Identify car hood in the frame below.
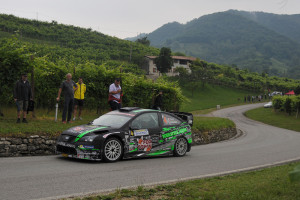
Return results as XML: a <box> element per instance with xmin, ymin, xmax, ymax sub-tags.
<box><xmin>61</xmin><ymin>124</ymin><xmax>112</xmax><ymax>137</ymax></box>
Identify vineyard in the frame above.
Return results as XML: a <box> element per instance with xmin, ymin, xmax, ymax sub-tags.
<box><xmin>0</xmin><ymin>13</ymin><xmax>299</xmax><ymax>114</ymax></box>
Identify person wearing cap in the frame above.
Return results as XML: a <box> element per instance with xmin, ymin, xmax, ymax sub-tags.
<box><xmin>13</xmin><ymin>73</ymin><xmax>33</xmax><ymax>123</ymax></box>
<box><xmin>108</xmin><ymin>78</ymin><xmax>122</xmax><ymax>110</ymax></box>
<box><xmin>73</xmin><ymin>77</ymin><xmax>86</xmax><ymax>121</ymax></box>
<box><xmin>56</xmin><ymin>73</ymin><xmax>78</xmax><ymax>123</ymax></box>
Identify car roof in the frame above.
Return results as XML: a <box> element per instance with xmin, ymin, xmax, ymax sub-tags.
<box><xmin>108</xmin><ymin>107</ymin><xmax>159</xmax><ymax>117</ymax></box>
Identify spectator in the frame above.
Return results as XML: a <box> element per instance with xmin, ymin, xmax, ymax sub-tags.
<box><xmin>153</xmin><ymin>90</ymin><xmax>163</xmax><ymax>110</ymax></box>
<box><xmin>73</xmin><ymin>77</ymin><xmax>86</xmax><ymax>121</ymax></box>
<box><xmin>13</xmin><ymin>73</ymin><xmax>32</xmax><ymax>123</ymax></box>
<box><xmin>56</xmin><ymin>73</ymin><xmax>78</xmax><ymax>124</ymax></box>
<box><xmin>108</xmin><ymin>78</ymin><xmax>122</xmax><ymax>110</ymax></box>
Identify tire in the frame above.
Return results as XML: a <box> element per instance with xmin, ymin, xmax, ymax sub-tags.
<box><xmin>103</xmin><ymin>137</ymin><xmax>123</xmax><ymax>162</ymax></box>
<box><xmin>174</xmin><ymin>137</ymin><xmax>188</xmax><ymax>157</ymax></box>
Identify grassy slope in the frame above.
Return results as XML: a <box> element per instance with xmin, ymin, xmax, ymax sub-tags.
<box><xmin>0</xmin><ymin>107</ymin><xmax>99</xmax><ymax>137</ymax></box>
<box><xmin>79</xmin><ymin>161</ymin><xmax>300</xmax><ymax>200</ymax></box>
<box><xmin>245</xmin><ymin>107</ymin><xmax>300</xmax><ymax>132</ymax></box>
<box><xmin>180</xmin><ymin>83</ymin><xmax>265</xmax><ymax>112</ymax></box>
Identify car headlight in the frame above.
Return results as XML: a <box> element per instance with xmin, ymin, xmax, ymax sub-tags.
<box><xmin>80</xmin><ymin>135</ymin><xmax>98</xmax><ymax>142</ymax></box>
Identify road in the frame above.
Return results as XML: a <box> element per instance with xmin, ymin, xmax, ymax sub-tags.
<box><xmin>1</xmin><ymin>103</ymin><xmax>300</xmax><ymax>200</ymax></box>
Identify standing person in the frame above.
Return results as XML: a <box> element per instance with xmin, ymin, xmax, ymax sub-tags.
<box><xmin>13</xmin><ymin>73</ymin><xmax>32</xmax><ymax>123</ymax></box>
<box><xmin>56</xmin><ymin>73</ymin><xmax>78</xmax><ymax>124</ymax></box>
<box><xmin>73</xmin><ymin>77</ymin><xmax>86</xmax><ymax>121</ymax></box>
<box><xmin>153</xmin><ymin>90</ymin><xmax>163</xmax><ymax>110</ymax></box>
<box><xmin>108</xmin><ymin>78</ymin><xmax>122</xmax><ymax>110</ymax></box>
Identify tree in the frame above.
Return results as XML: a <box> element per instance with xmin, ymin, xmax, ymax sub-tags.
<box><xmin>154</xmin><ymin>47</ymin><xmax>173</xmax><ymax>74</ymax></box>
<box><xmin>135</xmin><ymin>37</ymin><xmax>150</xmax><ymax>46</ymax></box>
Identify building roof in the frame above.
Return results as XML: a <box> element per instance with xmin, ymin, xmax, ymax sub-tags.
<box><xmin>145</xmin><ymin>55</ymin><xmax>197</xmax><ymax>61</ymax></box>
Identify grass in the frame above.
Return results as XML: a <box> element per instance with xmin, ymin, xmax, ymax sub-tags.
<box><xmin>192</xmin><ymin>116</ymin><xmax>235</xmax><ymax>131</ymax></box>
<box><xmin>180</xmin><ymin>83</ymin><xmax>268</xmax><ymax>112</ymax></box>
<box><xmin>0</xmin><ymin>107</ymin><xmax>100</xmax><ymax>137</ymax></box>
<box><xmin>245</xmin><ymin>107</ymin><xmax>300</xmax><ymax>132</ymax></box>
<box><xmin>0</xmin><ymin>107</ymin><xmax>235</xmax><ymax>136</ymax></box>
<box><xmin>74</xmin><ymin>161</ymin><xmax>300</xmax><ymax>200</ymax></box>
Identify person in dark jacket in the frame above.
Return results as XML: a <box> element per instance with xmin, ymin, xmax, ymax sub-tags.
<box><xmin>153</xmin><ymin>90</ymin><xmax>163</xmax><ymax>110</ymax></box>
<box><xmin>13</xmin><ymin>73</ymin><xmax>32</xmax><ymax>123</ymax></box>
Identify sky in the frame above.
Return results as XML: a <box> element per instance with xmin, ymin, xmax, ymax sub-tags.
<box><xmin>0</xmin><ymin>0</ymin><xmax>299</xmax><ymax>39</ymax></box>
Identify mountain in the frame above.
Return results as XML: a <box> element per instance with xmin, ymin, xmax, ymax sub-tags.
<box><xmin>234</xmin><ymin>10</ymin><xmax>300</xmax><ymax>44</ymax></box>
<box><xmin>140</xmin><ymin>10</ymin><xmax>300</xmax><ymax>78</ymax></box>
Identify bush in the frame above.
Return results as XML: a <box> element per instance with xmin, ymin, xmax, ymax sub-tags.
<box><xmin>272</xmin><ymin>95</ymin><xmax>300</xmax><ymax>116</ymax></box>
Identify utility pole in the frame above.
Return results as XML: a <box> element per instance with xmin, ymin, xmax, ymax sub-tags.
<box><xmin>129</xmin><ymin>43</ymin><xmax>132</xmax><ymax>62</ymax></box>
<box><xmin>30</xmin><ymin>55</ymin><xmax>36</xmax><ymax>118</ymax></box>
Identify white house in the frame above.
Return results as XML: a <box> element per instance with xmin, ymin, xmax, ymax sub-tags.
<box><xmin>143</xmin><ymin>55</ymin><xmax>197</xmax><ymax>76</ymax></box>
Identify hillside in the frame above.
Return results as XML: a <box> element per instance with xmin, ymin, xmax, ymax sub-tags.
<box><xmin>0</xmin><ymin>14</ymin><xmax>159</xmax><ymax>68</ymax></box>
<box><xmin>131</xmin><ymin>10</ymin><xmax>300</xmax><ymax>79</ymax></box>
<box><xmin>234</xmin><ymin>10</ymin><xmax>300</xmax><ymax>44</ymax></box>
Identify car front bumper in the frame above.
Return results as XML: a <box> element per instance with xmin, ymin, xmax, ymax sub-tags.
<box><xmin>56</xmin><ymin>141</ymin><xmax>102</xmax><ymax>161</ymax></box>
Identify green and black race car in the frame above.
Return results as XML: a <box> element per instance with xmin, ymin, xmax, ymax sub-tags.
<box><xmin>56</xmin><ymin>107</ymin><xmax>193</xmax><ymax>162</ymax></box>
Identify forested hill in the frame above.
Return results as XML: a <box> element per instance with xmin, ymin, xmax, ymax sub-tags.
<box><xmin>0</xmin><ymin>14</ymin><xmax>159</xmax><ymax>68</ymax></box>
<box><xmin>128</xmin><ymin>10</ymin><xmax>300</xmax><ymax>79</ymax></box>
<box><xmin>234</xmin><ymin>10</ymin><xmax>300</xmax><ymax>44</ymax></box>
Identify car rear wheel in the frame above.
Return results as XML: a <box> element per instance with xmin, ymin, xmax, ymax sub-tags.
<box><xmin>174</xmin><ymin>137</ymin><xmax>188</xmax><ymax>157</ymax></box>
<box><xmin>103</xmin><ymin>137</ymin><xmax>123</xmax><ymax>162</ymax></box>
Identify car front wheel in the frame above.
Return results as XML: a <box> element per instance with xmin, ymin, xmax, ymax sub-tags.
<box><xmin>103</xmin><ymin>137</ymin><xmax>123</xmax><ymax>162</ymax></box>
<box><xmin>174</xmin><ymin>137</ymin><xmax>188</xmax><ymax>157</ymax></box>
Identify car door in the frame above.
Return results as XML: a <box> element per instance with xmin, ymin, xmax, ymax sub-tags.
<box><xmin>160</xmin><ymin>113</ymin><xmax>182</xmax><ymax>142</ymax></box>
<box><xmin>128</xmin><ymin>112</ymin><xmax>161</xmax><ymax>154</ymax></box>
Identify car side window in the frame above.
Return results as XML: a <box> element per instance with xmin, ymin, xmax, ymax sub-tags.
<box><xmin>162</xmin><ymin>113</ymin><xmax>181</xmax><ymax>126</ymax></box>
<box><xmin>131</xmin><ymin>113</ymin><xmax>159</xmax><ymax>129</ymax></box>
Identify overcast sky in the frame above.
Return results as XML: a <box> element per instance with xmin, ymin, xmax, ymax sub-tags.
<box><xmin>0</xmin><ymin>0</ymin><xmax>299</xmax><ymax>39</ymax></box>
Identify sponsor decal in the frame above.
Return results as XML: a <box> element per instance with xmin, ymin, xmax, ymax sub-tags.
<box><xmin>134</xmin><ymin>129</ymin><xmax>149</xmax><ymax>136</ymax></box>
<box><xmin>162</xmin><ymin>127</ymin><xmax>176</xmax><ymax>132</ymax></box>
<box><xmin>137</xmin><ymin>137</ymin><xmax>152</xmax><ymax>151</ymax></box>
<box><xmin>151</xmin><ymin>135</ymin><xmax>159</xmax><ymax>143</ymax></box>
<box><xmin>73</xmin><ymin>126</ymin><xmax>85</xmax><ymax>132</ymax></box>
<box><xmin>79</xmin><ymin>145</ymin><xmax>94</xmax><ymax>149</ymax></box>
<box><xmin>162</xmin><ymin>128</ymin><xmax>188</xmax><ymax>139</ymax></box>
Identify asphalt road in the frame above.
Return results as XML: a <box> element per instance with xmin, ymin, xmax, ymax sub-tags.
<box><xmin>1</xmin><ymin>103</ymin><xmax>300</xmax><ymax>200</ymax></box>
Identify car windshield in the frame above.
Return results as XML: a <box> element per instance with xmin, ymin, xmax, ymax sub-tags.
<box><xmin>90</xmin><ymin>114</ymin><xmax>132</xmax><ymax>128</ymax></box>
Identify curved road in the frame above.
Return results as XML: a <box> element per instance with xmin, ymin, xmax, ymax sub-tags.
<box><xmin>1</xmin><ymin>103</ymin><xmax>300</xmax><ymax>200</ymax></box>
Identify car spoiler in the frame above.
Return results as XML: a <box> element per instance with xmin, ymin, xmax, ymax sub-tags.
<box><xmin>170</xmin><ymin>112</ymin><xmax>193</xmax><ymax>127</ymax></box>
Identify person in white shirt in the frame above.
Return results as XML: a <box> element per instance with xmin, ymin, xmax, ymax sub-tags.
<box><xmin>108</xmin><ymin>78</ymin><xmax>122</xmax><ymax>110</ymax></box>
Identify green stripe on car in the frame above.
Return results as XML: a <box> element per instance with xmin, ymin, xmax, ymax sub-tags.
<box><xmin>74</xmin><ymin>127</ymin><xmax>107</xmax><ymax>142</ymax></box>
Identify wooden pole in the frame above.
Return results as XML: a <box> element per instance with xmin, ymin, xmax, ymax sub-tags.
<box><xmin>30</xmin><ymin>55</ymin><xmax>36</xmax><ymax>118</ymax></box>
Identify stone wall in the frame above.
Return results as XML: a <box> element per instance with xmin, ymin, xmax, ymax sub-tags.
<box><xmin>192</xmin><ymin>127</ymin><xmax>238</xmax><ymax>145</ymax></box>
<box><xmin>0</xmin><ymin>135</ymin><xmax>56</xmax><ymax>157</ymax></box>
<box><xmin>0</xmin><ymin>128</ymin><xmax>238</xmax><ymax>157</ymax></box>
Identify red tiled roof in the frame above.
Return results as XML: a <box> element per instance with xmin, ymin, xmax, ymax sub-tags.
<box><xmin>145</xmin><ymin>55</ymin><xmax>196</xmax><ymax>61</ymax></box>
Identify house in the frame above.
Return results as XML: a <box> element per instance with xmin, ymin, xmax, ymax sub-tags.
<box><xmin>143</xmin><ymin>55</ymin><xmax>197</xmax><ymax>76</ymax></box>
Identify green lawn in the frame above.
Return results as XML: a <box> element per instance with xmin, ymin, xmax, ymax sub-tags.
<box><xmin>245</xmin><ymin>107</ymin><xmax>300</xmax><ymax>132</ymax></box>
<box><xmin>180</xmin><ymin>83</ymin><xmax>267</xmax><ymax>112</ymax></box>
<box><xmin>76</xmin><ymin>161</ymin><xmax>300</xmax><ymax>200</ymax></box>
<box><xmin>192</xmin><ymin>116</ymin><xmax>235</xmax><ymax>131</ymax></box>
<box><xmin>0</xmin><ymin>107</ymin><xmax>100</xmax><ymax>137</ymax></box>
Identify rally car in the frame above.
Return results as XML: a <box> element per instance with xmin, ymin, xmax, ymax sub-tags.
<box><xmin>56</xmin><ymin>107</ymin><xmax>193</xmax><ymax>162</ymax></box>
